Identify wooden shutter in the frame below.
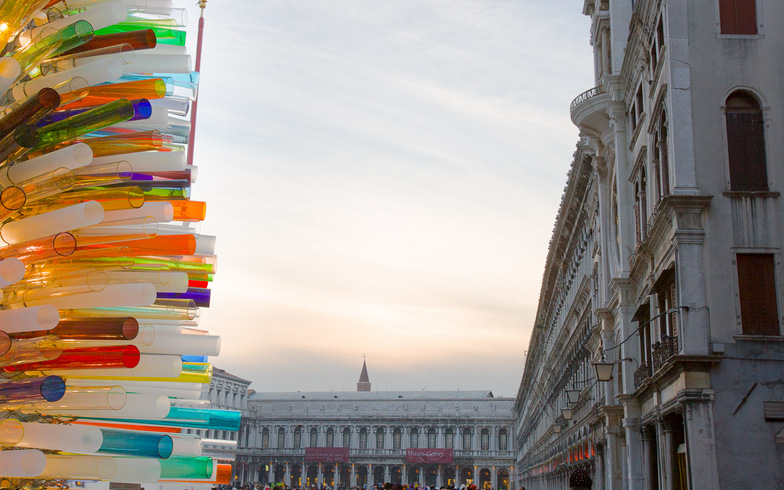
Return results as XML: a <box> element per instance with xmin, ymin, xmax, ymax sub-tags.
<box><xmin>726</xmin><ymin>110</ymin><xmax>767</xmax><ymax>191</ymax></box>
<box><xmin>720</xmin><ymin>0</ymin><xmax>757</xmax><ymax>35</ymax></box>
<box><xmin>737</xmin><ymin>254</ymin><xmax>780</xmax><ymax>335</ymax></box>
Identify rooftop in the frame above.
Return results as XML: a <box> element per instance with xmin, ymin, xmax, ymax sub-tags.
<box><xmin>249</xmin><ymin>390</ymin><xmax>510</xmax><ymax>401</ymax></box>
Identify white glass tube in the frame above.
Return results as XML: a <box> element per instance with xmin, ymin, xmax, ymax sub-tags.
<box><xmin>68</xmin><ymin>393</ymin><xmax>170</xmax><ymax>419</ymax></box>
<box><xmin>48</xmin><ymin>352</ymin><xmax>181</xmax><ymax>378</ymax></box>
<box><xmin>187</xmin><ymin>164</ymin><xmax>198</xmax><ymax>182</ymax></box>
<box><xmin>17</xmin><ymin>422</ymin><xmax>103</xmax><ymax>453</ymax></box>
<box><xmin>113</xmin><ymin>457</ymin><xmax>162</xmax><ymax>484</ymax></box>
<box><xmin>0</xmin><ymin>57</ymin><xmax>21</xmax><ymax>100</ymax></box>
<box><xmin>142</xmin><ymin>332</ymin><xmax>220</xmax><ymax>356</ymax></box>
<box><xmin>102</xmin><ymin>201</ymin><xmax>174</xmax><ymax>223</ymax></box>
<box><xmin>118</xmin><ymin>53</ymin><xmax>191</xmax><ymax>74</ymax></box>
<box><xmin>0</xmin><ymin>200</ymin><xmax>104</xmax><ymax>244</ymax></box>
<box><xmin>92</xmin><ymin>150</ymin><xmax>185</xmax><ymax>173</ymax></box>
<box><xmin>0</xmin><ymin>258</ymin><xmax>25</xmax><ymax>287</ymax></box>
<box><xmin>39</xmin><ymin>454</ymin><xmax>116</xmax><ymax>480</ymax></box>
<box><xmin>194</xmin><ymin>235</ymin><xmax>215</xmax><ymax>255</ymax></box>
<box><xmin>0</xmin><ymin>305</ymin><xmax>59</xmax><ymax>333</ymax></box>
<box><xmin>0</xmin><ymin>449</ymin><xmax>46</xmax><ymax>477</ymax></box>
<box><xmin>11</xmin><ymin>58</ymin><xmax>123</xmax><ymax>101</ymax></box>
<box><xmin>1</xmin><ymin>143</ymin><xmax>93</xmax><ymax>186</ymax></box>
<box><xmin>171</xmin><ymin>434</ymin><xmax>202</xmax><ymax>457</ymax></box>
<box><xmin>22</xmin><ymin>282</ymin><xmax>156</xmax><ymax>308</ymax></box>
<box><xmin>22</xmin><ymin>385</ymin><xmax>127</xmax><ymax>413</ymax></box>
<box><xmin>20</xmin><ymin>0</ymin><xmax>128</xmax><ymax>45</ymax></box>
<box><xmin>105</xmin><ymin>270</ymin><xmax>188</xmax><ymax>293</ymax></box>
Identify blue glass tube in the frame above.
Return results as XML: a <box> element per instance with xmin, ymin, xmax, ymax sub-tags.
<box><xmin>0</xmin><ymin>375</ymin><xmax>66</xmax><ymax>404</ymax></box>
<box><xmin>82</xmin><ymin>408</ymin><xmax>241</xmax><ymax>431</ymax></box>
<box><xmin>98</xmin><ymin>428</ymin><xmax>173</xmax><ymax>458</ymax></box>
<box><xmin>181</xmin><ymin>355</ymin><xmax>207</xmax><ymax>363</ymax></box>
<box><xmin>157</xmin><ymin>288</ymin><xmax>210</xmax><ymax>307</ymax></box>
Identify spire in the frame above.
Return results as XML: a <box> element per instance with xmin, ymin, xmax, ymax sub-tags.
<box><xmin>357</xmin><ymin>355</ymin><xmax>371</xmax><ymax>391</ymax></box>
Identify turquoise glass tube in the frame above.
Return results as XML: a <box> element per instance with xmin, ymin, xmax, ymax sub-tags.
<box><xmin>36</xmin><ymin>99</ymin><xmax>135</xmax><ymax>148</ymax></box>
<box><xmin>82</xmin><ymin>408</ymin><xmax>241</xmax><ymax>431</ymax></box>
<box><xmin>98</xmin><ymin>428</ymin><xmax>173</xmax><ymax>458</ymax></box>
<box><xmin>160</xmin><ymin>456</ymin><xmax>213</xmax><ymax>479</ymax></box>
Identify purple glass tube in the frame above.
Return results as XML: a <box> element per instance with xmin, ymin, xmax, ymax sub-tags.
<box><xmin>0</xmin><ymin>375</ymin><xmax>66</xmax><ymax>404</ymax></box>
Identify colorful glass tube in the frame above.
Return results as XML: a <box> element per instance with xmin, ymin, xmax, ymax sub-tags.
<box><xmin>0</xmin><ymin>375</ymin><xmax>66</xmax><ymax>404</ymax></box>
<box><xmin>12</xmin><ymin>57</ymin><xmax>123</xmax><ymax>102</ymax></box>
<box><xmin>96</xmin><ymin>23</ymin><xmax>186</xmax><ymax>46</ymax></box>
<box><xmin>36</xmin><ymin>98</ymin><xmax>136</xmax><ymax>148</ymax></box>
<box><xmin>39</xmin><ymin>316</ymin><xmax>139</xmax><ymax>340</ymax></box>
<box><xmin>0</xmin><ymin>335</ymin><xmax>63</xmax><ymax>368</ymax></box>
<box><xmin>158</xmin><ymin>287</ymin><xmax>211</xmax><ymax>307</ymax></box>
<box><xmin>0</xmin><ymin>0</ymin><xmax>51</xmax><ymax>49</ymax></box>
<box><xmin>20</xmin><ymin>0</ymin><xmax>127</xmax><ymax>45</ymax></box>
<box><xmin>170</xmin><ymin>200</ymin><xmax>205</xmax><ymax>221</ymax></box>
<box><xmin>81</xmin><ymin>129</ymin><xmax>164</xmax><ymax>156</ymax></box>
<box><xmin>0</xmin><ymin>88</ymin><xmax>60</xmax><ymax>142</ymax></box>
<box><xmin>63</xmin><ymin>28</ymin><xmax>157</xmax><ymax>55</ymax></box>
<box><xmin>14</xmin><ymin>20</ymin><xmax>95</xmax><ymax>77</ymax></box>
<box><xmin>159</xmin><ymin>455</ymin><xmax>213</xmax><ymax>479</ymax></box>
<box><xmin>99</xmin><ymin>427</ymin><xmax>173</xmax><ymax>458</ymax></box>
<box><xmin>22</xmin><ymin>385</ymin><xmax>127</xmax><ymax>412</ymax></box>
<box><xmin>45</xmin><ymin>352</ymin><xmax>180</xmax><ymax>379</ymax></box>
<box><xmin>38</xmin><ymin>454</ymin><xmax>116</xmax><ymax>480</ymax></box>
<box><xmin>64</xmin><ymin>78</ymin><xmax>168</xmax><ymax>111</ymax></box>
<box><xmin>3</xmin><ymin>344</ymin><xmax>139</xmax><ymax>372</ymax></box>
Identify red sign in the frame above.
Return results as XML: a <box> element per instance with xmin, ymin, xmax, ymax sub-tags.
<box><xmin>305</xmin><ymin>447</ymin><xmax>350</xmax><ymax>463</ymax></box>
<box><xmin>406</xmin><ymin>448</ymin><xmax>453</xmax><ymax>464</ymax></box>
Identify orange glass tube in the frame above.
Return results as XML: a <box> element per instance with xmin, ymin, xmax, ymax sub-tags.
<box><xmin>82</xmin><ymin>130</ymin><xmax>164</xmax><ymax>157</ymax></box>
<box><xmin>0</xmin><ymin>232</ymin><xmax>77</xmax><ymax>264</ymax></box>
<box><xmin>63</xmin><ymin>29</ymin><xmax>157</xmax><ymax>56</ymax></box>
<box><xmin>170</xmin><ymin>200</ymin><xmax>205</xmax><ymax>222</ymax></box>
<box><xmin>3</xmin><ymin>344</ymin><xmax>140</xmax><ymax>372</ymax></box>
<box><xmin>11</xmin><ymin>317</ymin><xmax>139</xmax><ymax>341</ymax></box>
<box><xmin>108</xmin><ymin>234</ymin><xmax>196</xmax><ymax>256</ymax></box>
<box><xmin>25</xmin><ymin>185</ymin><xmax>145</xmax><ymax>213</ymax></box>
<box><xmin>61</xmin><ymin>79</ymin><xmax>168</xmax><ymax>111</ymax></box>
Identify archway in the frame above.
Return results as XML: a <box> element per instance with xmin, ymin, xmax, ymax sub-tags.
<box><xmin>390</xmin><ymin>466</ymin><xmax>402</xmax><ymax>485</ymax></box>
<box><xmin>373</xmin><ymin>465</ymin><xmax>386</xmax><ymax>485</ymax></box>
<box><xmin>339</xmin><ymin>464</ymin><xmax>352</xmax><ymax>487</ymax></box>
<box><xmin>460</xmin><ymin>467</ymin><xmax>474</xmax><ymax>486</ymax></box>
<box><xmin>479</xmin><ymin>468</ymin><xmax>491</xmax><ymax>489</ymax></box>
<box><xmin>290</xmin><ymin>465</ymin><xmax>302</xmax><ymax>487</ymax></box>
<box><xmin>274</xmin><ymin>464</ymin><xmax>285</xmax><ymax>484</ymax></box>
<box><xmin>356</xmin><ymin>465</ymin><xmax>368</xmax><ymax>486</ymax></box>
<box><xmin>424</xmin><ymin>466</ymin><xmax>438</xmax><ymax>486</ymax></box>
<box><xmin>323</xmin><ymin>464</ymin><xmax>335</xmax><ymax>486</ymax></box>
<box><xmin>497</xmin><ymin>469</ymin><xmax>509</xmax><ymax>490</ymax></box>
<box><xmin>408</xmin><ymin>465</ymin><xmax>421</xmax><ymax>485</ymax></box>
<box><xmin>443</xmin><ymin>467</ymin><xmax>456</xmax><ymax>487</ymax></box>
<box><xmin>258</xmin><ymin>464</ymin><xmax>269</xmax><ymax>484</ymax></box>
<box><xmin>307</xmin><ymin>465</ymin><xmax>319</xmax><ymax>487</ymax></box>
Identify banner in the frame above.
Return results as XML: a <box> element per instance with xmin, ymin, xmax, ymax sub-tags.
<box><xmin>305</xmin><ymin>447</ymin><xmax>350</xmax><ymax>463</ymax></box>
<box><xmin>406</xmin><ymin>448</ymin><xmax>453</xmax><ymax>464</ymax></box>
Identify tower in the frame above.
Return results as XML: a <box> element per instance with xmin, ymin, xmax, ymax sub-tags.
<box><xmin>357</xmin><ymin>357</ymin><xmax>371</xmax><ymax>392</ymax></box>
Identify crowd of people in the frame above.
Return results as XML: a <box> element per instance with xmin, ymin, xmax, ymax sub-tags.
<box><xmin>222</xmin><ymin>482</ymin><xmax>492</xmax><ymax>490</ymax></box>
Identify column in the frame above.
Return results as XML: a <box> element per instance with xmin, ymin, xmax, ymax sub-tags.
<box><xmin>594</xmin><ymin>444</ymin><xmax>605</xmax><ymax>490</ymax></box>
<box><xmin>605</xmin><ymin>426</ymin><xmax>624</xmax><ymax>489</ymax></box>
<box><xmin>491</xmin><ymin>466</ymin><xmax>497</xmax><ymax>489</ymax></box>
<box><xmin>683</xmin><ymin>401</ymin><xmax>719</xmax><ymax>489</ymax></box>
<box><xmin>601</xmin><ymin>27</ymin><xmax>611</xmax><ymax>76</ymax></box>
<box><xmin>351</xmin><ymin>464</ymin><xmax>356</xmax><ymax>487</ymax></box>
<box><xmin>623</xmin><ymin>412</ymin><xmax>643</xmax><ymax>490</ymax></box>
<box><xmin>641</xmin><ymin>427</ymin><xmax>653</xmax><ymax>490</ymax></box>
<box><xmin>437</xmin><ymin>465</ymin><xmax>442</xmax><ymax>488</ymax></box>
<box><xmin>403</xmin><ymin>464</ymin><xmax>408</xmax><ymax>485</ymax></box>
<box><xmin>318</xmin><ymin>463</ymin><xmax>324</xmax><ymax>487</ymax></box>
<box><xmin>285</xmin><ymin>463</ymin><xmax>290</xmax><ymax>487</ymax></box>
<box><xmin>657</xmin><ymin>419</ymin><xmax>672</xmax><ymax>490</ymax></box>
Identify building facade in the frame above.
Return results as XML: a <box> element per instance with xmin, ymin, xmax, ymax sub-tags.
<box><xmin>235</xmin><ymin>365</ymin><xmax>514</xmax><ymax>489</ymax></box>
<box><xmin>515</xmin><ymin>0</ymin><xmax>784</xmax><ymax>489</ymax></box>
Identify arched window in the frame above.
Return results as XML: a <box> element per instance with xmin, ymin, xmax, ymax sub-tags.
<box><xmin>393</xmin><ymin>428</ymin><xmax>402</xmax><ymax>450</ymax></box>
<box><xmin>310</xmin><ymin>427</ymin><xmax>318</xmax><ymax>447</ymax></box>
<box><xmin>444</xmin><ymin>428</ymin><xmax>453</xmax><ymax>449</ymax></box>
<box><xmin>427</xmin><ymin>428</ymin><xmax>437</xmax><ymax>448</ymax></box>
<box><xmin>498</xmin><ymin>429</ymin><xmax>508</xmax><ymax>451</ymax></box>
<box><xmin>262</xmin><ymin>428</ymin><xmax>270</xmax><ymax>448</ymax></box>
<box><xmin>462</xmin><ymin>429</ymin><xmax>472</xmax><ymax>451</ymax></box>
<box><xmin>376</xmin><ymin>428</ymin><xmax>385</xmax><ymax>449</ymax></box>
<box><xmin>480</xmin><ymin>428</ymin><xmax>490</xmax><ymax>450</ymax></box>
<box><xmin>326</xmin><ymin>428</ymin><xmax>335</xmax><ymax>447</ymax></box>
<box><xmin>277</xmin><ymin>427</ymin><xmax>285</xmax><ymax>449</ymax></box>
<box><xmin>342</xmin><ymin>427</ymin><xmax>351</xmax><ymax>448</ymax></box>
<box><xmin>359</xmin><ymin>428</ymin><xmax>368</xmax><ymax>449</ymax></box>
<box><xmin>410</xmin><ymin>428</ymin><xmax>419</xmax><ymax>449</ymax></box>
<box><xmin>294</xmin><ymin>427</ymin><xmax>302</xmax><ymax>449</ymax></box>
<box><xmin>726</xmin><ymin>91</ymin><xmax>767</xmax><ymax>191</ymax></box>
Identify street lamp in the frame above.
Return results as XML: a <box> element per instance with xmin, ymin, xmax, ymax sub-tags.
<box><xmin>565</xmin><ymin>389</ymin><xmax>581</xmax><ymax>404</ymax></box>
<box><xmin>592</xmin><ymin>361</ymin><xmax>615</xmax><ymax>382</ymax></box>
<box><xmin>551</xmin><ymin>424</ymin><xmax>562</xmax><ymax>434</ymax></box>
<box><xmin>561</xmin><ymin>408</ymin><xmax>573</xmax><ymax>421</ymax></box>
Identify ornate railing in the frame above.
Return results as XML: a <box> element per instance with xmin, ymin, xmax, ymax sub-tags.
<box><xmin>570</xmin><ymin>86</ymin><xmax>605</xmax><ymax>112</ymax></box>
<box><xmin>652</xmin><ymin>335</ymin><xmax>678</xmax><ymax>372</ymax></box>
<box><xmin>634</xmin><ymin>362</ymin><xmax>651</xmax><ymax>389</ymax></box>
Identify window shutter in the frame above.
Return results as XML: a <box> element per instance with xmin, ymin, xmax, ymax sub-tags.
<box><xmin>727</xmin><ymin>111</ymin><xmax>767</xmax><ymax>191</ymax></box>
<box><xmin>719</xmin><ymin>0</ymin><xmax>739</xmax><ymax>34</ymax></box>
<box><xmin>738</xmin><ymin>254</ymin><xmax>780</xmax><ymax>335</ymax></box>
<box><xmin>720</xmin><ymin>0</ymin><xmax>757</xmax><ymax>35</ymax></box>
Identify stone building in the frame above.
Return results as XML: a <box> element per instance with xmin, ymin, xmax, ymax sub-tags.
<box><xmin>235</xmin><ymin>361</ymin><xmax>515</xmax><ymax>489</ymax></box>
<box><xmin>514</xmin><ymin>0</ymin><xmax>784</xmax><ymax>489</ymax></box>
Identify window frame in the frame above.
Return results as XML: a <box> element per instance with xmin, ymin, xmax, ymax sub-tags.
<box><xmin>723</xmin><ymin>89</ymin><xmax>769</xmax><ymax>192</ymax></box>
<box><xmin>717</xmin><ymin>0</ymin><xmax>761</xmax><ymax>36</ymax></box>
<box><xmin>735</xmin><ymin>252</ymin><xmax>781</xmax><ymax>336</ymax></box>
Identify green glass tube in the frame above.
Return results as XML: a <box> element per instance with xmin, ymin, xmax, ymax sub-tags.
<box><xmin>36</xmin><ymin>99</ymin><xmax>135</xmax><ymax>149</ymax></box>
<box><xmin>99</xmin><ymin>428</ymin><xmax>174</xmax><ymax>459</ymax></box>
<box><xmin>13</xmin><ymin>20</ymin><xmax>94</xmax><ymax>77</ymax></box>
<box><xmin>95</xmin><ymin>24</ymin><xmax>185</xmax><ymax>46</ymax></box>
<box><xmin>159</xmin><ymin>456</ymin><xmax>212</xmax><ymax>479</ymax></box>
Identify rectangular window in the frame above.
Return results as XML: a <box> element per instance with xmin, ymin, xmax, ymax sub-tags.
<box><xmin>294</xmin><ymin>430</ymin><xmax>301</xmax><ymax>449</ymax></box>
<box><xmin>393</xmin><ymin>431</ymin><xmax>401</xmax><ymax>450</ymax></box>
<box><xmin>719</xmin><ymin>0</ymin><xmax>757</xmax><ymax>35</ymax></box>
<box><xmin>444</xmin><ymin>430</ymin><xmax>453</xmax><ymax>449</ymax></box>
<box><xmin>359</xmin><ymin>430</ymin><xmax>368</xmax><ymax>449</ymax></box>
<box><xmin>738</xmin><ymin>254</ymin><xmax>780</xmax><ymax>335</ymax></box>
<box><xmin>376</xmin><ymin>431</ymin><xmax>384</xmax><ymax>449</ymax></box>
<box><xmin>462</xmin><ymin>432</ymin><xmax>471</xmax><ymax>451</ymax></box>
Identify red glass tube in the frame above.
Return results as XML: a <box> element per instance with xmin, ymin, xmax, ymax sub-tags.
<box><xmin>3</xmin><ymin>344</ymin><xmax>140</xmax><ymax>372</ymax></box>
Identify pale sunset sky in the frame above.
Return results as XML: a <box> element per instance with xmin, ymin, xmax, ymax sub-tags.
<box><xmin>179</xmin><ymin>0</ymin><xmax>594</xmax><ymax>396</ymax></box>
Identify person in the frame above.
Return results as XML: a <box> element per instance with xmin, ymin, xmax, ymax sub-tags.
<box><xmin>568</xmin><ymin>469</ymin><xmax>592</xmax><ymax>490</ymax></box>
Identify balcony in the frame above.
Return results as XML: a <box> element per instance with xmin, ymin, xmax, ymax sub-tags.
<box><xmin>633</xmin><ymin>335</ymin><xmax>679</xmax><ymax>389</ymax></box>
<box><xmin>570</xmin><ymin>86</ymin><xmax>610</xmax><ymax>137</ymax></box>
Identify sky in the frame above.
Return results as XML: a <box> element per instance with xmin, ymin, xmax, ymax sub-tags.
<box><xmin>177</xmin><ymin>0</ymin><xmax>594</xmax><ymax>397</ymax></box>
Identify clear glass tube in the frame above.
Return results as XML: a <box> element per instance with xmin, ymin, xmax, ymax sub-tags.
<box><xmin>38</xmin><ymin>454</ymin><xmax>116</xmax><ymax>480</ymax></box>
<box><xmin>0</xmin><ymin>449</ymin><xmax>46</xmax><ymax>478</ymax></box>
<box><xmin>16</xmin><ymin>385</ymin><xmax>127</xmax><ymax>412</ymax></box>
<box><xmin>0</xmin><ymin>335</ymin><xmax>63</xmax><ymax>368</ymax></box>
<box><xmin>17</xmin><ymin>422</ymin><xmax>103</xmax><ymax>453</ymax></box>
